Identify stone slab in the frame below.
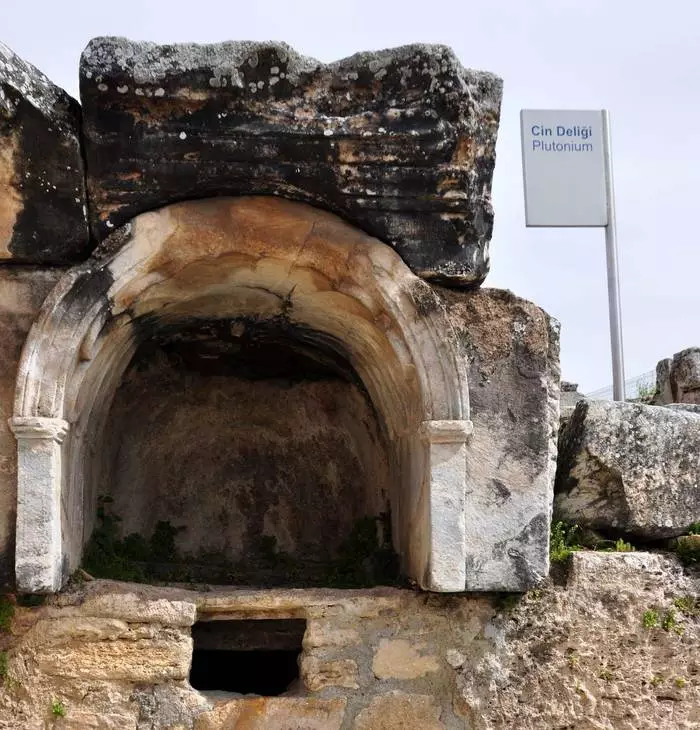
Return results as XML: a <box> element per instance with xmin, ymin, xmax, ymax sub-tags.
<box><xmin>79</xmin><ymin>37</ymin><xmax>502</xmax><ymax>287</ymax></box>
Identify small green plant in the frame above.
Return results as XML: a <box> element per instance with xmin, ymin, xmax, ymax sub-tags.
<box><xmin>661</xmin><ymin>608</ymin><xmax>684</xmax><ymax>635</ymax></box>
<box><xmin>16</xmin><ymin>594</ymin><xmax>46</xmax><ymax>608</ymax></box>
<box><xmin>642</xmin><ymin>609</ymin><xmax>659</xmax><ymax>629</ymax></box>
<box><xmin>636</xmin><ymin>380</ymin><xmax>657</xmax><ymax>401</ymax></box>
<box><xmin>673</xmin><ymin>595</ymin><xmax>699</xmax><ymax>617</ymax></box>
<box><xmin>0</xmin><ymin>651</ymin><xmax>7</xmax><ymax>680</ymax></box>
<box><xmin>674</xmin><ymin>677</ymin><xmax>686</xmax><ymax>689</ymax></box>
<box><xmin>598</xmin><ymin>668</ymin><xmax>614</xmax><ymax>681</ymax></box>
<box><xmin>675</xmin><ymin>536</ymin><xmax>700</xmax><ymax>565</ymax></box>
<box><xmin>494</xmin><ymin>593</ymin><xmax>522</xmax><ymax>612</ymax></box>
<box><xmin>613</xmin><ymin>538</ymin><xmax>634</xmax><ymax>552</ymax></box>
<box><xmin>688</xmin><ymin>522</ymin><xmax>700</xmax><ymax>535</ymax></box>
<box><xmin>51</xmin><ymin>699</ymin><xmax>66</xmax><ymax>718</ymax></box>
<box><xmin>650</xmin><ymin>674</ymin><xmax>664</xmax><ymax>688</ymax></box>
<box><xmin>550</xmin><ymin>521</ymin><xmax>582</xmax><ymax>563</ymax></box>
<box><xmin>0</xmin><ymin>595</ymin><xmax>14</xmax><ymax>632</ymax></box>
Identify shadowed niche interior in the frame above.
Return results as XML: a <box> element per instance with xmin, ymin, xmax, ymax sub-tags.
<box><xmin>189</xmin><ymin>619</ymin><xmax>307</xmax><ymax>696</ymax></box>
<box><xmin>83</xmin><ymin>316</ymin><xmax>399</xmax><ymax>587</ymax></box>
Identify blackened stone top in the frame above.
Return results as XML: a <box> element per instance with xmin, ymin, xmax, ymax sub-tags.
<box><xmin>0</xmin><ymin>43</ymin><xmax>90</xmax><ymax>262</ymax></box>
<box><xmin>80</xmin><ymin>37</ymin><xmax>502</xmax><ymax>287</ymax></box>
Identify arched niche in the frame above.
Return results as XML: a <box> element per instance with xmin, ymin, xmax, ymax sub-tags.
<box><xmin>11</xmin><ymin>197</ymin><xmax>471</xmax><ymax>593</ymax></box>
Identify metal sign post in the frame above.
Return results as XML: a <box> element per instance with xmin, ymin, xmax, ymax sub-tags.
<box><xmin>601</xmin><ymin>111</ymin><xmax>625</xmax><ymax>401</ymax></box>
<box><xmin>520</xmin><ymin>109</ymin><xmax>626</xmax><ymax>401</ymax></box>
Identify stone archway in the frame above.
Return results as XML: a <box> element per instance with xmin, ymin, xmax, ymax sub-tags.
<box><xmin>11</xmin><ymin>196</ymin><xmax>471</xmax><ymax>593</ymax></box>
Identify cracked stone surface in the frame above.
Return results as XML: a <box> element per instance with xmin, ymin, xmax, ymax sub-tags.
<box><xmin>554</xmin><ymin>399</ymin><xmax>700</xmax><ymax>539</ymax></box>
<box><xmin>79</xmin><ymin>37</ymin><xmax>502</xmax><ymax>287</ymax></box>
<box><xmin>0</xmin><ymin>42</ymin><xmax>89</xmax><ymax>262</ymax></box>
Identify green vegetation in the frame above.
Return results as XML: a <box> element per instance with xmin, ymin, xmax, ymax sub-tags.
<box><xmin>83</xmin><ymin>498</ymin><xmax>401</xmax><ymax>588</ymax></box>
<box><xmin>642</xmin><ymin>609</ymin><xmax>659</xmax><ymax>629</ymax></box>
<box><xmin>612</xmin><ymin>538</ymin><xmax>634</xmax><ymax>552</ymax></box>
<box><xmin>673</xmin><ymin>595</ymin><xmax>699</xmax><ymax>617</ymax></box>
<box><xmin>635</xmin><ymin>380</ymin><xmax>657</xmax><ymax>401</ymax></box>
<box><xmin>324</xmin><ymin>514</ymin><xmax>400</xmax><ymax>588</ymax></box>
<box><xmin>674</xmin><ymin>536</ymin><xmax>700</xmax><ymax>566</ymax></box>
<box><xmin>550</xmin><ymin>521</ymin><xmax>582</xmax><ymax>563</ymax></box>
<box><xmin>650</xmin><ymin>674</ymin><xmax>664</xmax><ymax>688</ymax></box>
<box><xmin>0</xmin><ymin>595</ymin><xmax>14</xmax><ymax>632</ymax></box>
<box><xmin>687</xmin><ymin>522</ymin><xmax>700</xmax><ymax>535</ymax></box>
<box><xmin>598</xmin><ymin>668</ymin><xmax>614</xmax><ymax>681</ymax></box>
<box><xmin>16</xmin><ymin>594</ymin><xmax>46</xmax><ymax>608</ymax></box>
<box><xmin>662</xmin><ymin>608</ymin><xmax>684</xmax><ymax>635</ymax></box>
<box><xmin>493</xmin><ymin>593</ymin><xmax>522</xmax><ymax>613</ymax></box>
<box><xmin>0</xmin><ymin>651</ymin><xmax>7</xmax><ymax>680</ymax></box>
<box><xmin>51</xmin><ymin>699</ymin><xmax>66</xmax><ymax>718</ymax></box>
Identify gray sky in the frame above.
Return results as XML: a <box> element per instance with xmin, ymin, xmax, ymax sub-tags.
<box><xmin>4</xmin><ymin>0</ymin><xmax>699</xmax><ymax>392</ymax></box>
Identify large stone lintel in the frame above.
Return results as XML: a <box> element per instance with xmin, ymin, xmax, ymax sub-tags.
<box><xmin>79</xmin><ymin>37</ymin><xmax>502</xmax><ymax>287</ymax></box>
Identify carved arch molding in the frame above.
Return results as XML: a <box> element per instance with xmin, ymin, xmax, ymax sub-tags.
<box><xmin>11</xmin><ymin>196</ymin><xmax>473</xmax><ymax>593</ymax></box>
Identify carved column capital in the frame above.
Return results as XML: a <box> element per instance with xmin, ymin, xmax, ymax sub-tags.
<box><xmin>9</xmin><ymin>417</ymin><xmax>70</xmax><ymax>443</ymax></box>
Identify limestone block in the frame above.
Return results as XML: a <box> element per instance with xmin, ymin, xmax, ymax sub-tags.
<box><xmin>671</xmin><ymin>347</ymin><xmax>700</xmax><ymax>404</ymax></box>
<box><xmin>372</xmin><ymin>638</ymin><xmax>440</xmax><ymax>679</ymax></box>
<box><xmin>438</xmin><ymin>287</ymin><xmax>560</xmax><ymax>590</ymax></box>
<box><xmin>354</xmin><ymin>692</ymin><xmax>445</xmax><ymax>730</ymax></box>
<box><xmin>654</xmin><ymin>357</ymin><xmax>673</xmax><ymax>404</ymax></box>
<box><xmin>300</xmin><ymin>655</ymin><xmax>360</xmax><ymax>691</ymax></box>
<box><xmin>0</xmin><ymin>43</ymin><xmax>89</xmax><ymax>262</ymax></box>
<box><xmin>36</xmin><ymin>631</ymin><xmax>192</xmax><ymax>681</ymax></box>
<box><xmin>195</xmin><ymin>698</ymin><xmax>346</xmax><ymax>730</ymax></box>
<box><xmin>79</xmin><ymin>37</ymin><xmax>502</xmax><ymax>287</ymax></box>
<box><xmin>79</xmin><ymin>592</ymin><xmax>196</xmax><ymax>626</ymax></box>
<box><xmin>555</xmin><ymin>400</ymin><xmax>700</xmax><ymax>538</ymax></box>
<box><xmin>302</xmin><ymin>620</ymin><xmax>360</xmax><ymax>649</ymax></box>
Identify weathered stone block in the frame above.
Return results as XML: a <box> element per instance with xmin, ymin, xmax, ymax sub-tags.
<box><xmin>372</xmin><ymin>638</ymin><xmax>440</xmax><ymax>679</ymax></box>
<box><xmin>555</xmin><ymin>400</ymin><xmax>700</xmax><ymax>538</ymax></box>
<box><xmin>79</xmin><ymin>37</ymin><xmax>502</xmax><ymax>287</ymax></box>
<box><xmin>301</xmin><ymin>655</ymin><xmax>360</xmax><ymax>691</ymax></box>
<box><xmin>0</xmin><ymin>43</ymin><xmax>89</xmax><ymax>262</ymax></box>
<box><xmin>196</xmin><ymin>698</ymin><xmax>346</xmax><ymax>730</ymax></box>
<box><xmin>354</xmin><ymin>692</ymin><xmax>445</xmax><ymax>729</ymax></box>
<box><xmin>438</xmin><ymin>288</ymin><xmax>560</xmax><ymax>590</ymax></box>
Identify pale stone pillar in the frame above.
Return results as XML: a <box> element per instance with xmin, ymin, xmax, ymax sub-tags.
<box><xmin>9</xmin><ymin>417</ymin><xmax>69</xmax><ymax>593</ymax></box>
<box><xmin>419</xmin><ymin>419</ymin><xmax>472</xmax><ymax>592</ymax></box>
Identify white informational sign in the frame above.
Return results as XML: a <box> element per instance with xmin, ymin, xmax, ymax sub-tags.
<box><xmin>520</xmin><ymin>109</ymin><xmax>608</xmax><ymax>227</ymax></box>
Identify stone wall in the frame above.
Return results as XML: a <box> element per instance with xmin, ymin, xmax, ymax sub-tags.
<box><xmin>0</xmin><ymin>552</ymin><xmax>697</xmax><ymax>728</ymax></box>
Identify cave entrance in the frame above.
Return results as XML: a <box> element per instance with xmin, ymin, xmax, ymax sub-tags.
<box><xmin>189</xmin><ymin>619</ymin><xmax>306</xmax><ymax>696</ymax></box>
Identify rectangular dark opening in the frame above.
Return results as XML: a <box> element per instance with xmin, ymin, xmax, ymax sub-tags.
<box><xmin>189</xmin><ymin>618</ymin><xmax>306</xmax><ymax>696</ymax></box>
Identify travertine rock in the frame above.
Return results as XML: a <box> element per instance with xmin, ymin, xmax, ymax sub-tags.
<box><xmin>0</xmin><ymin>42</ymin><xmax>89</xmax><ymax>262</ymax></box>
<box><xmin>354</xmin><ymin>692</ymin><xmax>445</xmax><ymax>730</ymax></box>
<box><xmin>671</xmin><ymin>347</ymin><xmax>700</xmax><ymax>404</ymax></box>
<box><xmin>439</xmin><ymin>287</ymin><xmax>560</xmax><ymax>590</ymax></box>
<box><xmin>372</xmin><ymin>638</ymin><xmax>440</xmax><ymax>679</ymax></box>
<box><xmin>195</xmin><ymin>698</ymin><xmax>346</xmax><ymax>730</ymax></box>
<box><xmin>555</xmin><ymin>400</ymin><xmax>700</xmax><ymax>538</ymax></box>
<box><xmin>300</xmin><ymin>656</ymin><xmax>360</xmax><ymax>690</ymax></box>
<box><xmin>0</xmin><ymin>566</ymin><xmax>697</xmax><ymax>729</ymax></box>
<box><xmin>654</xmin><ymin>347</ymin><xmax>700</xmax><ymax>405</ymax></box>
<box><xmin>79</xmin><ymin>37</ymin><xmax>502</xmax><ymax>287</ymax></box>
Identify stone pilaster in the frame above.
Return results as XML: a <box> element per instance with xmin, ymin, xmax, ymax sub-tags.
<box><xmin>9</xmin><ymin>416</ymin><xmax>69</xmax><ymax>592</ymax></box>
